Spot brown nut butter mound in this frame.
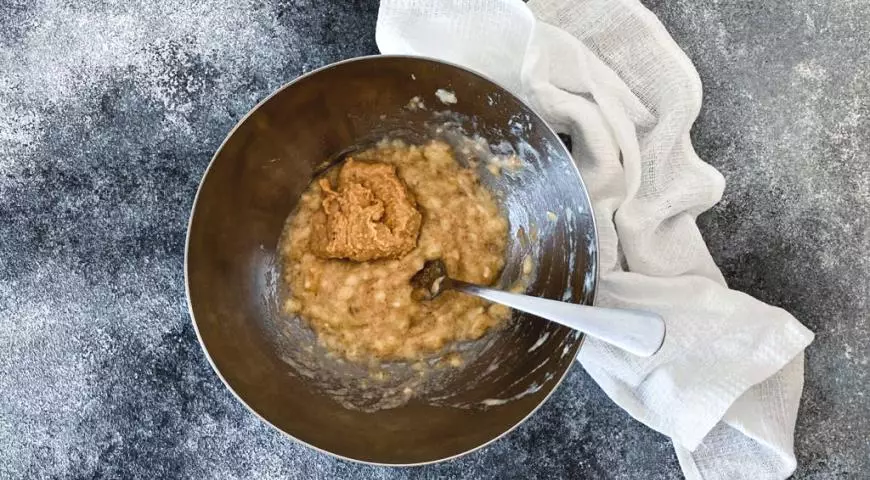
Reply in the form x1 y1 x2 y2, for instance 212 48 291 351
310 158 422 261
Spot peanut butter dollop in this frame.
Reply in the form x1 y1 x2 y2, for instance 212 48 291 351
310 159 422 261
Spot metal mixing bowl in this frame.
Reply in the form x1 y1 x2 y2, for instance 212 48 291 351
185 55 598 465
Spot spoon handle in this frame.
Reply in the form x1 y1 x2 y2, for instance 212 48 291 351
451 280 665 357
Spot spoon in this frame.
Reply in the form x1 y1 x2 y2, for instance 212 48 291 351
410 259 665 357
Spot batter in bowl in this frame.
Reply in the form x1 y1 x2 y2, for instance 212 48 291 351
280 139 510 361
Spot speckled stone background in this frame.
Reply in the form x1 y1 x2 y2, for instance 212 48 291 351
1 0 867 478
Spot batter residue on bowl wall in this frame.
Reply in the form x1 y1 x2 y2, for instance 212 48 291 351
279 139 511 362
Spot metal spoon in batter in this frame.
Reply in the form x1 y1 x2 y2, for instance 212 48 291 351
410 259 666 357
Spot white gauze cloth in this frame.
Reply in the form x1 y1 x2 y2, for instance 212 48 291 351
377 0 815 478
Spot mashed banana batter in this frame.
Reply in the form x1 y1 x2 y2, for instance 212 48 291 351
280 140 510 361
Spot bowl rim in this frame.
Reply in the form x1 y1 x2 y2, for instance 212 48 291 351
184 53 600 467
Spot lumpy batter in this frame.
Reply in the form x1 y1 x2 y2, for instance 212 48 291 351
280 140 511 361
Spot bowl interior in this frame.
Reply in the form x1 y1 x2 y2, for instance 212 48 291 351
186 56 597 464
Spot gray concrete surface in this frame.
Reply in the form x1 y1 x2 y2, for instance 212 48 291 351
0 0 867 478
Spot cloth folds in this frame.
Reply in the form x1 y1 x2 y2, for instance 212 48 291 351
376 0 814 478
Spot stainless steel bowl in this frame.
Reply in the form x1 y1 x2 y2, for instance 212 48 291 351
185 55 598 465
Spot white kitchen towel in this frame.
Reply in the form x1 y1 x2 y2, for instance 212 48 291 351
377 0 815 478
